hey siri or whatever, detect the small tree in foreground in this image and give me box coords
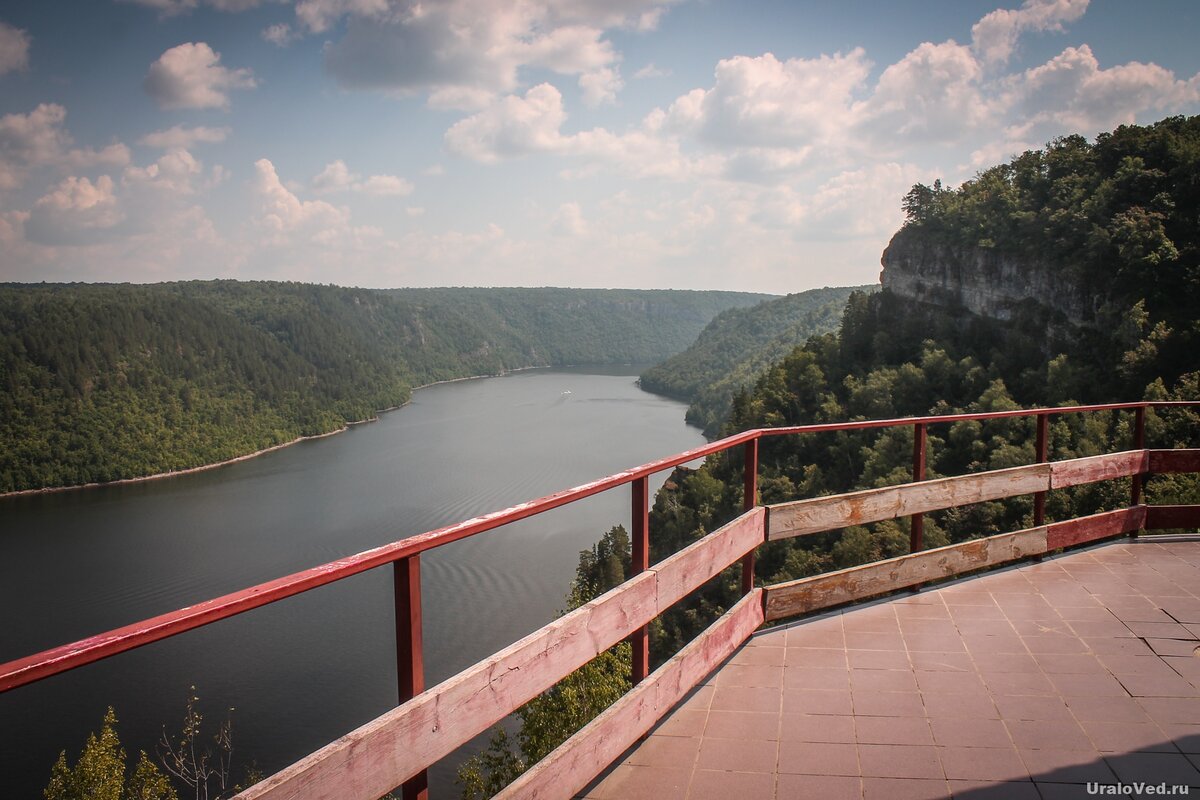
[44,689,253,800]
[44,708,177,800]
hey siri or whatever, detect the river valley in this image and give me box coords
[0,365,706,798]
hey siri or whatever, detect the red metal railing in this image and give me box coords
[1,400,1197,799]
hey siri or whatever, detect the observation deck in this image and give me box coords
[586,538,1200,799]
[3,401,1199,800]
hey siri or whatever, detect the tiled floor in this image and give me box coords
[584,538,1200,799]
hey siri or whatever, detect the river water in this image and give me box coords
[0,365,706,798]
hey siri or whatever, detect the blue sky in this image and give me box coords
[0,0,1198,293]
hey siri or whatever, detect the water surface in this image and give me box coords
[0,366,705,797]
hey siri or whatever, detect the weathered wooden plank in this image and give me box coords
[1148,449,1200,475]
[654,507,765,612]
[1045,507,1146,550]
[236,512,767,800]
[235,570,659,800]
[764,528,1048,621]
[498,589,765,800]
[766,464,1051,541]
[1145,505,1200,530]
[1049,450,1148,489]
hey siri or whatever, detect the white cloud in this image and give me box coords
[359,174,412,195]
[294,0,389,33]
[0,104,129,190]
[578,66,622,107]
[856,41,992,146]
[0,21,30,75]
[255,158,362,247]
[124,148,205,194]
[405,206,425,217]
[143,42,257,110]
[26,175,124,245]
[316,0,673,109]
[972,0,1089,66]
[550,201,588,236]
[310,159,356,192]
[261,23,296,47]
[311,159,413,195]
[120,0,267,14]
[1013,45,1200,133]
[633,62,670,79]
[139,125,230,149]
[667,51,871,150]
[445,84,570,162]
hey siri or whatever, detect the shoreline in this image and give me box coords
[0,366,551,501]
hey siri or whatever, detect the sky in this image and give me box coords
[0,0,1198,294]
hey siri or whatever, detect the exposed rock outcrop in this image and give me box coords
[880,227,1095,327]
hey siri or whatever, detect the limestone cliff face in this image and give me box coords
[880,227,1094,326]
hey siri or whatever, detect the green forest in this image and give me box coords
[460,115,1200,796]
[0,283,767,494]
[639,284,876,434]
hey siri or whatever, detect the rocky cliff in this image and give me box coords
[880,227,1095,327]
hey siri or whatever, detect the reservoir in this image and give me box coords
[0,365,706,798]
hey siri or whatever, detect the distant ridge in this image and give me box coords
[639,285,876,435]
[0,282,770,493]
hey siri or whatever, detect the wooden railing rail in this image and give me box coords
[237,508,765,800]
[1,401,1197,800]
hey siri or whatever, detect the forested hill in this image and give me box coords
[586,116,1200,681]
[638,285,875,435]
[456,118,1200,793]
[0,282,768,493]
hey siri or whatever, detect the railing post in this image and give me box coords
[1034,414,1049,527]
[910,422,926,554]
[394,555,428,800]
[1131,405,1147,538]
[741,437,758,595]
[630,475,650,685]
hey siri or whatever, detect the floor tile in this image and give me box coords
[1004,719,1095,751]
[697,737,778,774]
[915,671,987,695]
[922,692,999,719]
[623,735,701,768]
[1063,695,1150,723]
[848,648,912,670]
[715,663,783,688]
[703,710,779,741]
[586,764,691,800]
[785,667,852,691]
[729,645,786,666]
[1079,720,1177,753]
[776,740,859,776]
[908,651,974,672]
[1047,673,1128,697]
[778,713,855,743]
[1104,751,1200,786]
[687,769,775,800]
[938,746,1028,781]
[858,744,944,779]
[786,647,848,669]
[862,777,949,800]
[851,668,920,693]
[1018,748,1118,784]
[855,715,933,746]
[853,691,926,717]
[710,685,783,713]
[929,717,1013,748]
[775,773,862,800]
[783,689,853,715]
[947,779,1039,799]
